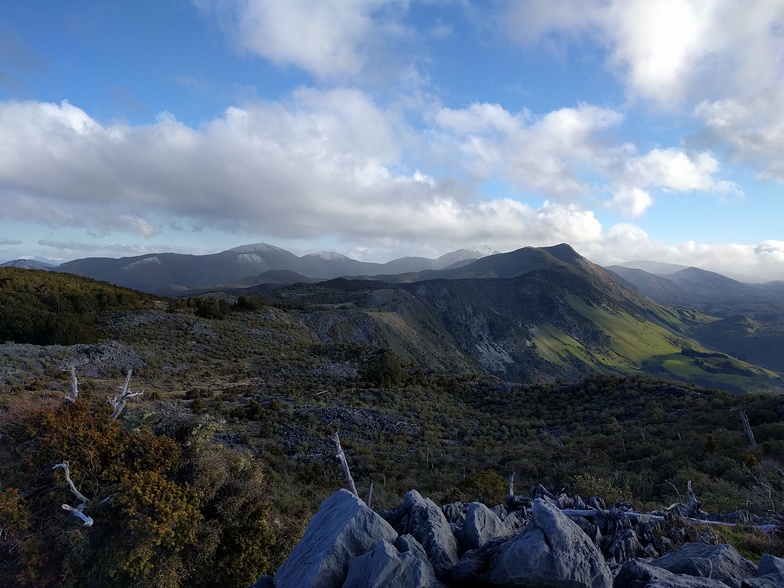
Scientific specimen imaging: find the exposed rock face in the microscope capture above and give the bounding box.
[615,559,729,587]
[742,554,784,587]
[380,489,459,577]
[457,501,512,552]
[262,486,783,588]
[453,498,612,587]
[651,543,757,588]
[491,498,612,587]
[273,489,397,588]
[342,539,437,588]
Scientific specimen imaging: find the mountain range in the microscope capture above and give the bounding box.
[2,243,499,294]
[4,242,784,391]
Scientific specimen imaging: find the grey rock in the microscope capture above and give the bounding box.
[651,543,757,588]
[615,559,729,587]
[488,498,612,587]
[757,554,784,577]
[342,539,437,588]
[274,489,397,588]
[381,489,459,577]
[457,502,512,552]
[606,528,644,564]
[394,534,429,562]
[441,502,465,525]
[743,554,784,588]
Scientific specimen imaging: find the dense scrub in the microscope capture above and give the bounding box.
[0,268,156,345]
[0,391,299,587]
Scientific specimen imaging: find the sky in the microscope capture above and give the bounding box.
[0,1,783,281]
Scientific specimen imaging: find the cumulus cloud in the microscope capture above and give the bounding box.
[498,0,784,107]
[429,101,733,213]
[694,89,784,182]
[497,0,784,183]
[0,91,774,279]
[193,0,411,80]
[0,95,610,252]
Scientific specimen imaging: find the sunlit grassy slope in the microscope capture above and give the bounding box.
[531,296,784,394]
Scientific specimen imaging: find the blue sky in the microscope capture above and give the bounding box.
[1,0,782,280]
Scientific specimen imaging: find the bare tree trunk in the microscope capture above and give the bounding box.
[508,472,516,497]
[740,410,757,447]
[108,369,142,420]
[65,365,78,402]
[687,479,702,516]
[333,432,358,497]
[665,479,683,504]
[365,482,373,508]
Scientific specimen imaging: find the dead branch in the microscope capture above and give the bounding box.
[740,410,757,447]
[687,479,702,515]
[365,481,373,508]
[333,431,358,498]
[107,369,143,420]
[52,461,93,527]
[665,479,683,504]
[65,365,78,403]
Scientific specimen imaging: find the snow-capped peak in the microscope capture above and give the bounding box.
[306,251,352,262]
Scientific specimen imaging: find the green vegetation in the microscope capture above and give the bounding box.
[0,268,156,345]
[0,269,782,584]
[0,393,300,587]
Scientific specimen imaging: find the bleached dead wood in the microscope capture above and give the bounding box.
[366,481,373,508]
[687,479,702,515]
[560,508,778,531]
[740,410,757,447]
[333,432,358,497]
[53,461,93,527]
[107,369,142,420]
[65,365,78,403]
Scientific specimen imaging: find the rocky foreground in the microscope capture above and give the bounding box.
[253,486,783,588]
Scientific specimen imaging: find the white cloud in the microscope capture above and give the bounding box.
[499,0,784,108]
[431,102,623,198]
[0,96,607,252]
[193,0,411,80]
[0,94,771,277]
[497,0,784,184]
[609,188,652,217]
[430,101,733,213]
[694,89,784,182]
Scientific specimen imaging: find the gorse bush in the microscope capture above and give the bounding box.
[0,391,294,588]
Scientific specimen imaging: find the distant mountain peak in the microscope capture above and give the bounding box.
[305,251,352,262]
[229,243,287,254]
[463,245,498,258]
[121,256,161,271]
[0,259,57,270]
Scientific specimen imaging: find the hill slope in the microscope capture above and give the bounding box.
[257,247,781,393]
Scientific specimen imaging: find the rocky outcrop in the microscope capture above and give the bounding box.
[615,559,729,587]
[259,487,783,588]
[380,489,459,577]
[273,489,397,588]
[452,498,612,587]
[342,539,438,588]
[651,543,757,588]
[456,501,513,552]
